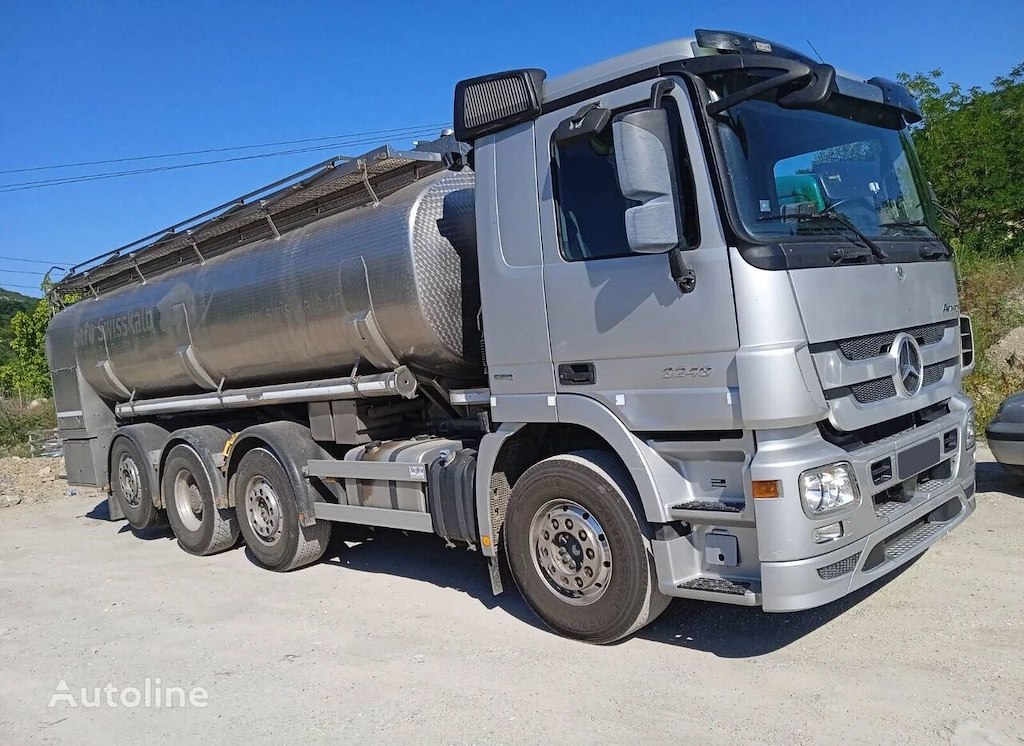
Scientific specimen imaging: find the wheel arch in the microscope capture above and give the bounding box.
[475,394,673,560]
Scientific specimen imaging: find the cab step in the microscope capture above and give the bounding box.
[670,500,741,513]
[667,500,752,527]
[678,577,749,595]
[667,575,761,606]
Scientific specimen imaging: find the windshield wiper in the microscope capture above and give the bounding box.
[879,219,928,229]
[879,220,949,258]
[798,209,888,262]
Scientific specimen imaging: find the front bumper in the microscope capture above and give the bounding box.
[761,477,974,611]
[752,393,975,612]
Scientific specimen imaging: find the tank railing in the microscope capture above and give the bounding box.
[63,155,349,280]
[114,366,419,418]
[53,144,447,299]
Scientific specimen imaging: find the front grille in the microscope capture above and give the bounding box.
[922,360,950,387]
[851,377,898,403]
[847,359,955,404]
[818,555,858,580]
[838,321,950,361]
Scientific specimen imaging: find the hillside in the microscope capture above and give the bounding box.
[0,289,38,367]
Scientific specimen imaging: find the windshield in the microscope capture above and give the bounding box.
[702,71,936,242]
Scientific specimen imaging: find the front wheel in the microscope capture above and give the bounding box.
[503,450,670,644]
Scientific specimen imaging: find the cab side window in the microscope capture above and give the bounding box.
[552,98,699,262]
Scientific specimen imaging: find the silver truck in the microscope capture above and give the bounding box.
[46,29,977,643]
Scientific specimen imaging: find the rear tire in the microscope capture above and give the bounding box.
[504,450,670,644]
[162,444,239,555]
[110,437,165,531]
[234,447,330,571]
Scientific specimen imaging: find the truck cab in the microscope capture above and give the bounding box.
[463,29,975,625]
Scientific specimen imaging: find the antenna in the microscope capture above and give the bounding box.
[807,40,824,63]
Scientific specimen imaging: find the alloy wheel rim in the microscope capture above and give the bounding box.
[529,499,612,606]
[117,453,142,508]
[245,476,283,546]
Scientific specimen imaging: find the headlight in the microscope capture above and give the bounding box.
[965,409,976,450]
[799,462,859,515]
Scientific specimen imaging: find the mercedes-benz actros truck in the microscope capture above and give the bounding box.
[47,29,978,643]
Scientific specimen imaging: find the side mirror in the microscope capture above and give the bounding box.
[612,108,684,254]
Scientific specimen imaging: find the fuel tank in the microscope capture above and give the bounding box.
[47,169,480,403]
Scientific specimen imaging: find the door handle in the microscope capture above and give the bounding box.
[558,362,596,385]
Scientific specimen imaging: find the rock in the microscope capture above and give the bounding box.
[1,494,23,508]
[988,326,1024,373]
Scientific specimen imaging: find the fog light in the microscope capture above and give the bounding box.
[799,462,859,516]
[965,410,976,450]
[813,522,844,543]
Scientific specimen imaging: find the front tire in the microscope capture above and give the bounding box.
[504,450,670,644]
[110,437,165,531]
[162,444,239,556]
[234,447,330,571]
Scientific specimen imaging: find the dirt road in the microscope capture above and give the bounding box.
[0,449,1021,745]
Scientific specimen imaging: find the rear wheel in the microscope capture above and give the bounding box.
[162,444,239,555]
[504,451,670,644]
[111,437,165,531]
[234,447,330,571]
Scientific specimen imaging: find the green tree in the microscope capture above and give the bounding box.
[898,64,1024,256]
[1,299,52,397]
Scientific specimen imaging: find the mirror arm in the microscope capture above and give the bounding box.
[650,78,676,108]
[668,247,696,294]
[648,80,696,295]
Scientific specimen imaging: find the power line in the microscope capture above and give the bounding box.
[0,268,50,276]
[0,254,68,265]
[0,123,452,176]
[0,127,446,194]
[2,127,442,189]
[0,283,43,292]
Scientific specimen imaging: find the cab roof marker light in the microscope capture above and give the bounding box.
[694,29,818,66]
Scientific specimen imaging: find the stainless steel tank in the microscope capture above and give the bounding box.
[47,170,480,403]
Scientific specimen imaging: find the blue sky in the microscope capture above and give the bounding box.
[2,0,1022,296]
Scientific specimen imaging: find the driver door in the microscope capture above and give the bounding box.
[535,78,741,432]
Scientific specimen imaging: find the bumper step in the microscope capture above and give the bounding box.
[670,500,741,513]
[677,577,750,595]
[668,575,761,605]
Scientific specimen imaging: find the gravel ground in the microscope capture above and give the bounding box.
[0,448,1021,745]
[0,456,104,509]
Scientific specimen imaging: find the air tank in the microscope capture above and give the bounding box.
[46,169,481,403]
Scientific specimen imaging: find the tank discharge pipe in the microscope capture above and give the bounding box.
[114,366,418,418]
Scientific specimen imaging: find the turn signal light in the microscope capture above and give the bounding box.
[752,480,780,499]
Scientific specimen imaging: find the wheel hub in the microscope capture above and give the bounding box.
[245,476,283,545]
[172,469,204,532]
[117,453,142,508]
[530,500,612,606]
